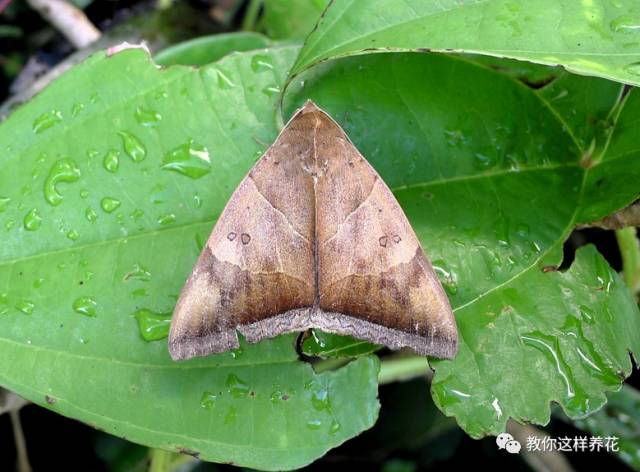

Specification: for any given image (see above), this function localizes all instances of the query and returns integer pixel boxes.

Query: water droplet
[157,213,176,225]
[224,406,237,424]
[329,420,341,434]
[101,197,121,213]
[16,300,35,315]
[270,390,283,402]
[71,103,84,117]
[118,131,146,162]
[216,68,235,88]
[33,110,62,133]
[262,85,280,96]
[85,207,97,222]
[226,373,250,398]
[23,208,42,231]
[521,331,591,416]
[200,391,218,410]
[474,152,497,169]
[515,223,530,238]
[379,236,388,247]
[579,305,595,324]
[161,140,211,179]
[102,150,120,173]
[0,196,10,213]
[130,209,145,221]
[73,296,97,317]
[231,346,244,359]
[123,263,151,282]
[610,14,640,33]
[241,233,251,245]
[623,61,640,76]
[44,158,81,206]
[66,229,79,241]
[193,194,203,208]
[251,54,274,72]
[134,106,162,127]
[5,219,15,231]
[79,189,89,199]
[311,388,330,411]
[306,419,322,430]
[132,308,171,341]
[33,278,45,288]
[432,259,458,295]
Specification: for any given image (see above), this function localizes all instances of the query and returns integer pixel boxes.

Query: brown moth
[169,100,458,360]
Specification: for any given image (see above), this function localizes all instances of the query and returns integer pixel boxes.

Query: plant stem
[378,356,430,385]
[149,448,174,472]
[241,0,263,31]
[10,409,31,472]
[616,227,640,297]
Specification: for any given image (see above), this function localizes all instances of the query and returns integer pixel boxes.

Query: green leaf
[263,0,329,39]
[154,32,272,67]
[290,0,640,86]
[284,52,640,437]
[0,46,381,470]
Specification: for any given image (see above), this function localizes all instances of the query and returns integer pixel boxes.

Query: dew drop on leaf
[432,259,458,295]
[579,305,595,324]
[134,106,162,127]
[32,110,63,134]
[306,419,322,430]
[85,207,97,222]
[100,197,121,213]
[71,103,84,117]
[226,373,250,398]
[329,420,341,434]
[250,54,274,72]
[23,208,42,231]
[224,406,237,424]
[44,158,81,206]
[66,229,79,241]
[161,139,211,179]
[610,14,640,33]
[102,149,120,173]
[73,297,97,317]
[262,85,281,96]
[15,300,35,315]
[473,152,497,170]
[123,262,151,282]
[130,209,145,221]
[311,388,330,411]
[157,213,176,225]
[216,68,235,89]
[118,131,147,162]
[0,196,10,212]
[200,391,218,410]
[132,308,171,341]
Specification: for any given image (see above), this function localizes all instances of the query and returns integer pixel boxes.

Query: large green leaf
[284,52,640,437]
[0,46,381,470]
[290,0,640,87]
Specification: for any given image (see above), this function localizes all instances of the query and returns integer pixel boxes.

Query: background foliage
[1,0,639,470]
